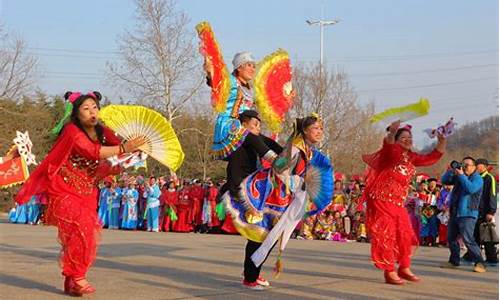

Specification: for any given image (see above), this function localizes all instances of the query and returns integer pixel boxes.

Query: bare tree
[107,0,203,121]
[290,63,384,174]
[291,64,360,145]
[174,112,225,180]
[0,25,38,100]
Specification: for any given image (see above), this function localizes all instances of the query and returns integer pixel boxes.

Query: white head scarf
[232,52,255,70]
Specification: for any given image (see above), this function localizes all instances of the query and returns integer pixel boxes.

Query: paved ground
[0,219,498,300]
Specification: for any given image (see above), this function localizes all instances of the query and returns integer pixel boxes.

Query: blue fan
[304,149,334,216]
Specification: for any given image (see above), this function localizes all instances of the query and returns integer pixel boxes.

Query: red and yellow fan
[196,21,231,113]
[254,49,294,133]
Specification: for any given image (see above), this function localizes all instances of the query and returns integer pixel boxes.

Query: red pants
[163,216,173,232]
[367,199,416,271]
[158,205,165,231]
[47,193,100,279]
[439,224,448,245]
[172,209,193,232]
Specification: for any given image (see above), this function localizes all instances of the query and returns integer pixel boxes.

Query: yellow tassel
[273,256,283,278]
[273,234,284,278]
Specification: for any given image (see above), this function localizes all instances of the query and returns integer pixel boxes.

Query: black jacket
[223,134,282,197]
[478,171,497,218]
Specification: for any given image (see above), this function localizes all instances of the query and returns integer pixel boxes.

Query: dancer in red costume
[15,91,145,296]
[206,180,221,229]
[362,120,446,284]
[172,181,193,232]
[161,181,178,232]
[190,180,205,232]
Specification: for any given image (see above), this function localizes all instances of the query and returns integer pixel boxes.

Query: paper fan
[254,49,293,133]
[99,105,184,171]
[370,98,430,124]
[196,21,231,113]
[304,150,334,216]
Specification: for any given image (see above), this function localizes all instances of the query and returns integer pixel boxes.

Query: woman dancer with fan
[197,22,288,163]
[15,91,145,296]
[361,120,446,284]
[224,113,334,290]
[204,51,280,162]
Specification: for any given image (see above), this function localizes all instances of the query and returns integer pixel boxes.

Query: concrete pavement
[0,220,498,300]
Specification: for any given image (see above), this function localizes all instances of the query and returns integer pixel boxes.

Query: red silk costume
[172,188,193,232]
[189,184,205,226]
[362,140,442,271]
[160,189,178,231]
[206,185,220,227]
[16,123,121,278]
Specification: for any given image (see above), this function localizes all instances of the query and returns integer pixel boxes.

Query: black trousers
[243,240,275,282]
[474,219,499,263]
[464,218,499,263]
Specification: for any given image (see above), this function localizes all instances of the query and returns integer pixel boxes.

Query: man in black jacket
[476,159,498,264]
[217,110,282,290]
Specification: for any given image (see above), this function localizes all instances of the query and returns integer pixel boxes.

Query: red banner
[0,157,29,188]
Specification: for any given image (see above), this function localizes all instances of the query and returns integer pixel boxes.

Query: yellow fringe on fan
[196,21,232,113]
[254,49,291,133]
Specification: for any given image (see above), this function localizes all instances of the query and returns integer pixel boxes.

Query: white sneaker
[256,276,270,287]
[242,280,265,291]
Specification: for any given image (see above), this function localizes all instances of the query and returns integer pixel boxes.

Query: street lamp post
[306,19,340,116]
[306,19,339,76]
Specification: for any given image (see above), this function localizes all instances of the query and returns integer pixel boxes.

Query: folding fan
[254,49,294,133]
[304,149,334,216]
[99,105,184,171]
[196,21,231,113]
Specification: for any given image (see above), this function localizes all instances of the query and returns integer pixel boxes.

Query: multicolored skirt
[211,114,249,160]
[223,168,294,242]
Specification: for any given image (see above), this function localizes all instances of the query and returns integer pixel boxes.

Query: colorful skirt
[224,168,294,242]
[211,114,249,160]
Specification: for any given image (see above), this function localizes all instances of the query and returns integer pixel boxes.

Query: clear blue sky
[1,0,498,145]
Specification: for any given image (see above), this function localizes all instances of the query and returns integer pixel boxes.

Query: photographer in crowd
[441,157,486,273]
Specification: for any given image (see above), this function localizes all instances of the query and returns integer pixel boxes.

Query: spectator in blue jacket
[440,157,486,273]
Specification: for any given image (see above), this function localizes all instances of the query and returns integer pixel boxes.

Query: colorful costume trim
[211,75,253,160]
[210,118,249,160]
[224,145,333,242]
[223,169,292,242]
